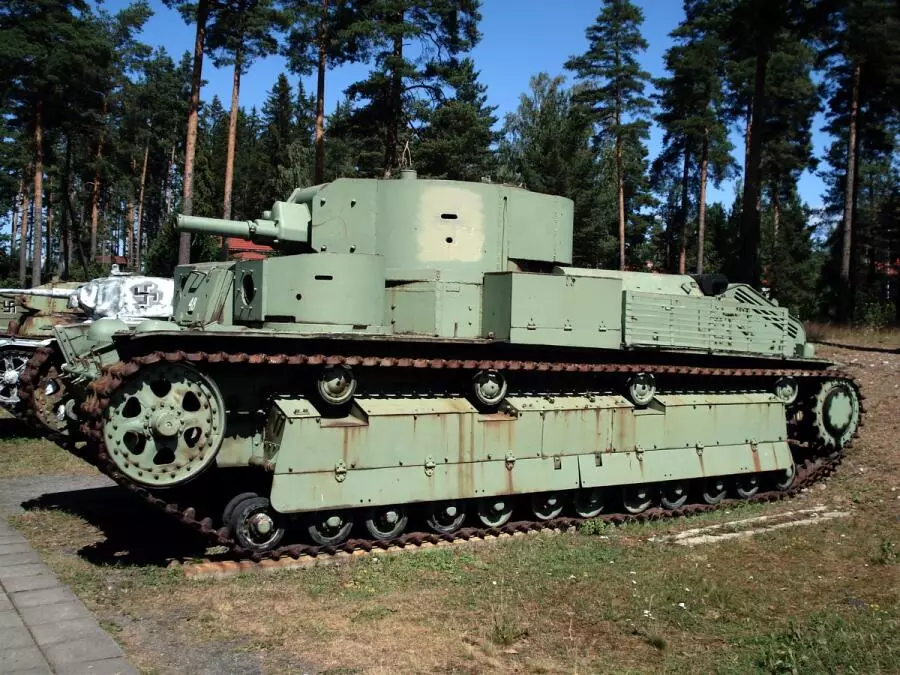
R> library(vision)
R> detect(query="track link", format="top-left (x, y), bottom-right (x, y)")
top-left (19, 347), bottom-right (864, 563)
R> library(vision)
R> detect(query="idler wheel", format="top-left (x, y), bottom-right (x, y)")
top-left (476, 497), bottom-right (514, 528)
top-left (622, 485), bottom-right (653, 514)
top-left (701, 477), bottom-right (728, 505)
top-left (307, 511), bottom-right (353, 546)
top-left (317, 365), bottom-right (357, 406)
top-left (231, 495), bottom-right (285, 553)
top-left (102, 362), bottom-right (226, 488)
top-left (813, 380), bottom-right (861, 451)
top-left (425, 501), bottom-right (466, 534)
top-left (660, 481), bottom-right (689, 509)
top-left (531, 492), bottom-right (565, 520)
top-left (472, 370), bottom-right (507, 408)
top-left (364, 505), bottom-right (408, 540)
top-left (573, 488), bottom-right (606, 518)
top-left (626, 373), bottom-right (656, 407)
top-left (734, 474), bottom-right (760, 499)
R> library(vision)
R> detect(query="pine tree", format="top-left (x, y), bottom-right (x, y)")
top-left (565, 0), bottom-right (653, 271)
top-left (0, 0), bottom-right (113, 285)
top-left (498, 74), bottom-right (608, 267)
top-left (285, 0), bottom-right (368, 183)
top-left (416, 59), bottom-right (497, 181)
top-left (162, 0), bottom-right (216, 264)
top-left (205, 0), bottom-right (284, 221)
top-left (652, 0), bottom-right (734, 274)
top-left (345, 0), bottom-right (481, 178)
top-left (817, 0), bottom-right (900, 322)
top-left (758, 36), bottom-right (818, 278)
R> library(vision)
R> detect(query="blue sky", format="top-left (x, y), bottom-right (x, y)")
top-left (102, 0), bottom-right (831, 209)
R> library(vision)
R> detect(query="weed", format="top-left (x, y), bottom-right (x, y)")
top-left (578, 517), bottom-right (611, 536)
top-left (873, 538), bottom-right (896, 565)
top-left (489, 608), bottom-right (527, 647)
top-left (642, 632), bottom-right (667, 652)
top-left (487, 578), bottom-right (528, 647)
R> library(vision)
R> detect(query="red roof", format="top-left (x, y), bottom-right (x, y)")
top-left (225, 237), bottom-right (272, 261)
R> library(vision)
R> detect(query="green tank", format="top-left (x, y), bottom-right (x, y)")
top-left (23, 171), bottom-right (862, 554)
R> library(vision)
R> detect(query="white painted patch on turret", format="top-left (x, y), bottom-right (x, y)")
top-left (416, 186), bottom-right (485, 263)
top-left (74, 276), bottom-right (174, 323)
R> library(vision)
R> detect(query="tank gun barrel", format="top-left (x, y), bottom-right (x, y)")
top-left (177, 215), bottom-right (263, 238)
top-left (177, 200), bottom-right (312, 252)
top-left (0, 287), bottom-right (77, 299)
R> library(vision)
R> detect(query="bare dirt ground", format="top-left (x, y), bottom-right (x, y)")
top-left (2, 343), bottom-right (898, 674)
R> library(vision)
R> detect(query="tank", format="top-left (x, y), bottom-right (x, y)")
top-left (6, 269), bottom-right (173, 435)
top-left (1, 281), bottom-right (85, 410)
top-left (21, 173), bottom-right (862, 555)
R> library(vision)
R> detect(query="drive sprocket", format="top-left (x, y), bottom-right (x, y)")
top-left (102, 362), bottom-right (226, 488)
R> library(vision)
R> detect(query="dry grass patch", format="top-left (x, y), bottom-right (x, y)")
top-left (806, 322), bottom-right (900, 350)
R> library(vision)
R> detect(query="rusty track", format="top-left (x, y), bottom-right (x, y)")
top-left (18, 346), bottom-right (863, 564)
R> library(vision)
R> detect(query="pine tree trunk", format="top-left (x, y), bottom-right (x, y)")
top-left (136, 143), bottom-right (149, 270)
top-left (314, 0), bottom-right (328, 184)
top-left (126, 199), bottom-right (135, 268)
top-left (678, 146), bottom-right (690, 275)
top-left (839, 61), bottom-right (860, 323)
top-left (63, 136), bottom-right (88, 276)
top-left (32, 97), bottom-right (44, 287)
top-left (616, 137), bottom-right (625, 271)
top-left (383, 12), bottom-right (404, 179)
top-left (59, 151), bottom-right (70, 280)
top-left (179, 0), bottom-right (210, 265)
top-left (697, 130), bottom-right (709, 274)
top-left (165, 145), bottom-right (176, 218)
top-left (45, 184), bottom-right (52, 272)
top-left (89, 96), bottom-right (107, 261)
top-left (18, 185), bottom-right (29, 287)
top-left (739, 50), bottom-right (767, 288)
top-left (89, 158), bottom-right (101, 261)
top-left (223, 48), bottom-right (242, 221)
top-left (12, 176), bottom-right (23, 258)
top-left (772, 189), bottom-right (780, 240)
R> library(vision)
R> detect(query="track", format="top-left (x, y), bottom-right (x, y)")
top-left (18, 346), bottom-right (863, 563)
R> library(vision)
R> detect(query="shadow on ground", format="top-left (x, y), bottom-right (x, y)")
top-left (0, 416), bottom-right (40, 438)
top-left (22, 486), bottom-right (211, 566)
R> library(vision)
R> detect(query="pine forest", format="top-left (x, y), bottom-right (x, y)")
top-left (1, 0), bottom-right (898, 326)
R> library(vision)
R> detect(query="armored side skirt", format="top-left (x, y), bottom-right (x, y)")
top-left (264, 393), bottom-right (791, 514)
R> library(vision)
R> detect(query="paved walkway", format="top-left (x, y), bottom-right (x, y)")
top-left (0, 477), bottom-right (137, 675)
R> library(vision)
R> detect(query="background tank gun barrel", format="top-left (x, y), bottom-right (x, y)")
top-left (0, 287), bottom-right (77, 299)
top-left (177, 198), bottom-right (312, 252)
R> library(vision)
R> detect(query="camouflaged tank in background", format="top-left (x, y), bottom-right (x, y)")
top-left (3, 269), bottom-right (173, 434)
top-left (22, 170), bottom-right (862, 555)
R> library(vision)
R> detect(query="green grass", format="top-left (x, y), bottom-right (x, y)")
top-left (0, 433), bottom-right (97, 478)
